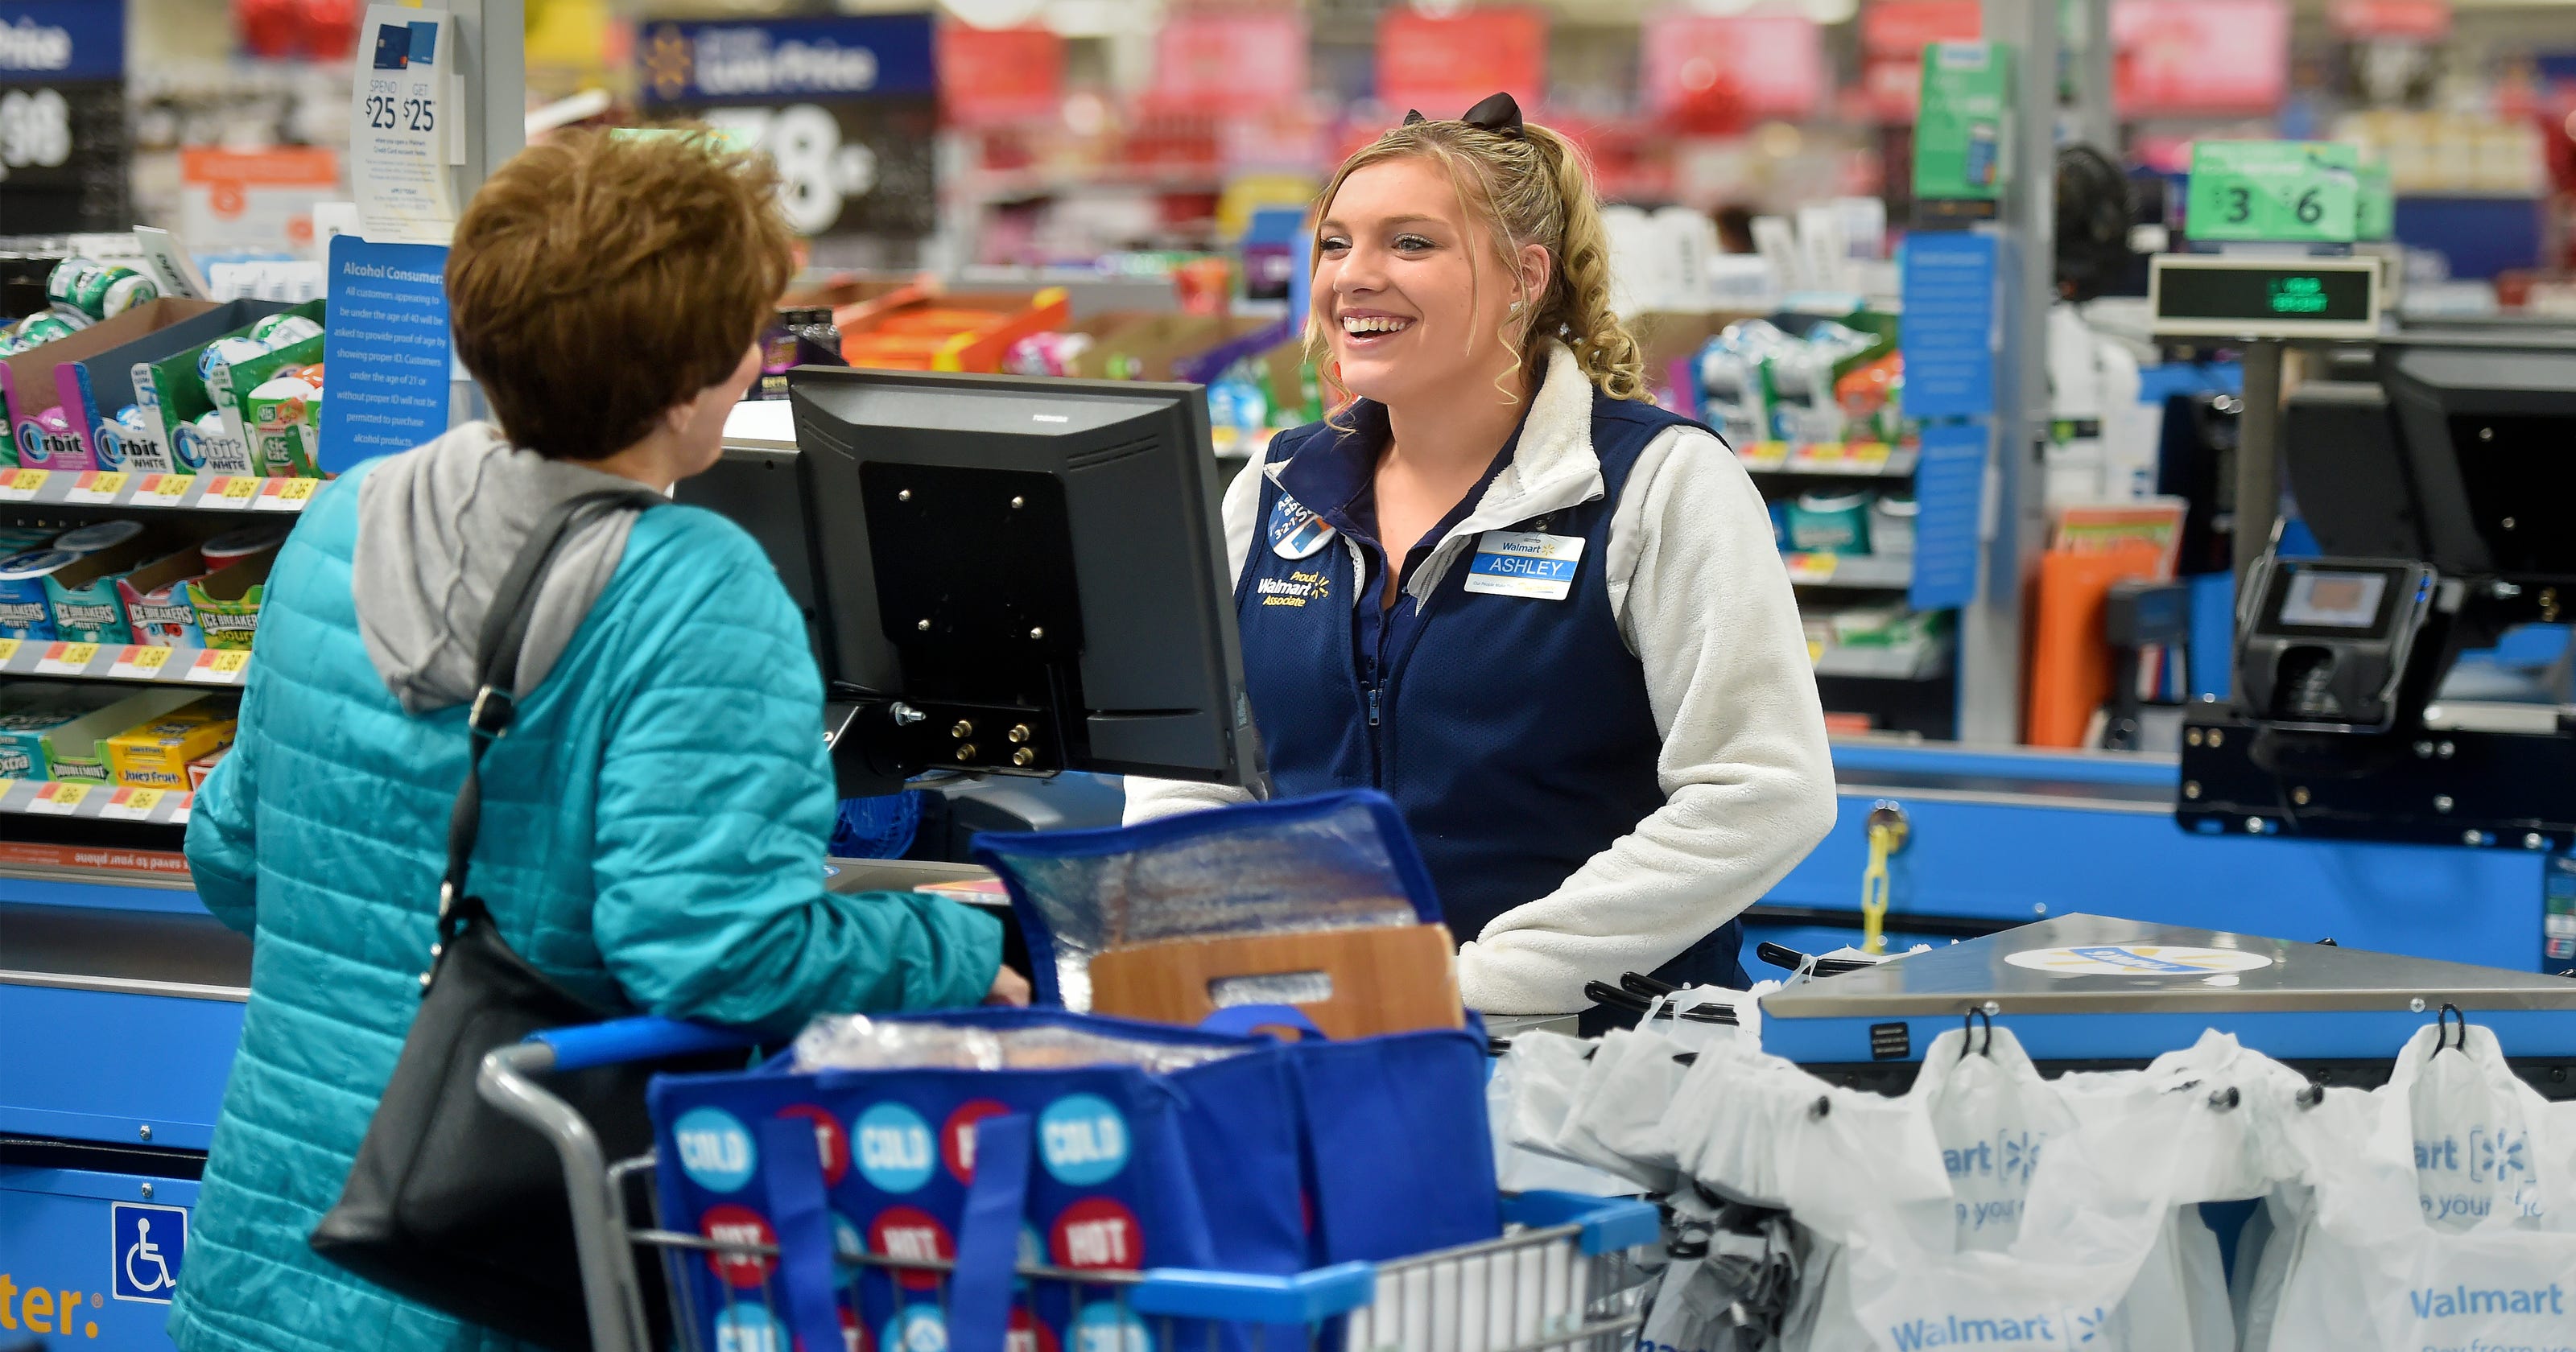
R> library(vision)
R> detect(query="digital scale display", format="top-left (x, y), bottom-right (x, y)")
top-left (2150, 256), bottom-right (2382, 340)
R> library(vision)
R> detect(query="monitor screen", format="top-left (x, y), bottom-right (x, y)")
top-left (2278, 569), bottom-right (2387, 629)
top-left (788, 366), bottom-right (1257, 787)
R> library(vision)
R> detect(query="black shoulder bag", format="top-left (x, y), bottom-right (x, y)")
top-left (311, 488), bottom-right (715, 1352)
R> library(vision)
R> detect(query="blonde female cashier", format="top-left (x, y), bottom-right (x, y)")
top-left (1125, 95), bottom-right (1836, 1015)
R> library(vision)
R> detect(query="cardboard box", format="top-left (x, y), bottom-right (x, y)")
top-left (59, 298), bottom-right (293, 472)
top-left (188, 744), bottom-right (229, 791)
top-left (106, 698), bottom-right (237, 789)
top-left (0, 684), bottom-right (199, 781)
top-left (137, 300), bottom-right (315, 474)
top-left (187, 546), bottom-right (274, 650)
top-left (44, 528), bottom-right (177, 645)
top-left (2, 298), bottom-right (224, 468)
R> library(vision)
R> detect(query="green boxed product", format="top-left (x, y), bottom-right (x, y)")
top-left (1913, 41), bottom-right (2013, 204)
top-left (187, 547), bottom-right (273, 650)
top-left (143, 299), bottom-right (323, 475)
top-left (0, 682), bottom-right (197, 781)
top-left (2186, 142), bottom-right (2361, 245)
top-left (44, 532), bottom-right (176, 645)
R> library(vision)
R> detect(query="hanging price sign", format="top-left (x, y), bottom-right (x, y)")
top-left (0, 1), bottom-right (130, 231)
top-left (2186, 141), bottom-right (2361, 244)
top-left (637, 15), bottom-right (935, 238)
top-left (351, 4), bottom-right (457, 241)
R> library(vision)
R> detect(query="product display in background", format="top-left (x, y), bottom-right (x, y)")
top-left (0, 1), bottom-right (131, 233)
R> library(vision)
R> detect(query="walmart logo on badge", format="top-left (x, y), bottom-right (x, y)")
top-left (1463, 530), bottom-right (1585, 600)
top-left (1039, 1094), bottom-right (1129, 1185)
top-left (857, 1103), bottom-right (936, 1193)
top-left (675, 1107), bottom-right (758, 1193)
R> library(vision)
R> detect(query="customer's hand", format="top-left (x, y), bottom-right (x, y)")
top-left (985, 965), bottom-right (1032, 1007)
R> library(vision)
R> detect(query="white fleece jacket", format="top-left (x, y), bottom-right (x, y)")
top-left (1125, 343), bottom-right (1837, 1014)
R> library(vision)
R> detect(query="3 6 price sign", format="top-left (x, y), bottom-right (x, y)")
top-left (0, 1), bottom-right (129, 231)
top-left (2186, 141), bottom-right (2361, 245)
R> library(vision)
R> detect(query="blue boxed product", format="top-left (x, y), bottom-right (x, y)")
top-left (0, 550), bottom-right (78, 640)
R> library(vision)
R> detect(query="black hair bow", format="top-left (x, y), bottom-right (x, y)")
top-left (1402, 91), bottom-right (1525, 138)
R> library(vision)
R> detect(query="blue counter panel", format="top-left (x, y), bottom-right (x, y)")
top-left (0, 876), bottom-right (204, 916)
top-left (0, 1166), bottom-right (199, 1352)
top-left (0, 986), bottom-right (242, 1151)
top-left (1770, 747), bottom-right (2544, 971)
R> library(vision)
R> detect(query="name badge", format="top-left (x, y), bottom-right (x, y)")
top-left (1269, 493), bottom-right (1338, 559)
top-left (1463, 530), bottom-right (1585, 600)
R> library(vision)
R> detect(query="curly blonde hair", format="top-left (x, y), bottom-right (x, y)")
top-left (1305, 113), bottom-right (1646, 406)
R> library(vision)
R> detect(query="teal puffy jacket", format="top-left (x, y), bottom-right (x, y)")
top-left (169, 461), bottom-right (1003, 1352)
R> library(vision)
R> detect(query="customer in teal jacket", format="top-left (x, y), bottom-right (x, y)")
top-left (170, 131), bottom-right (1017, 1352)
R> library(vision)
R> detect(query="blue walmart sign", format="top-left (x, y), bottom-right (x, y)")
top-left (0, 1), bottom-right (125, 83)
top-left (638, 14), bottom-right (933, 104)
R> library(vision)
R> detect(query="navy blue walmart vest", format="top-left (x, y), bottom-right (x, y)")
top-left (1236, 398), bottom-right (1750, 995)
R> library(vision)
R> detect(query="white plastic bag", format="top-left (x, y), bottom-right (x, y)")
top-left (1485, 1031), bottom-right (1634, 1195)
top-left (2266, 1022), bottom-right (2576, 1352)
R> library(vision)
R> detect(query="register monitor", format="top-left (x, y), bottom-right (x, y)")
top-left (2182, 332), bottom-right (2576, 847)
top-left (782, 366), bottom-right (1263, 798)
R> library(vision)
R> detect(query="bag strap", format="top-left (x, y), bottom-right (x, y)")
top-left (949, 1113), bottom-right (1037, 1352)
top-left (437, 487), bottom-right (663, 938)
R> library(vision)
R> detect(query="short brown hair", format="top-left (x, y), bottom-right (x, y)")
top-left (446, 128), bottom-right (796, 460)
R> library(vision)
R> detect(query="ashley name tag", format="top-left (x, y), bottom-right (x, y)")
top-left (1463, 530), bottom-right (1585, 600)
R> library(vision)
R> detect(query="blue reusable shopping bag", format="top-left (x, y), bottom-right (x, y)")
top-left (646, 1008), bottom-right (1308, 1352)
top-left (973, 789), bottom-right (1505, 1267)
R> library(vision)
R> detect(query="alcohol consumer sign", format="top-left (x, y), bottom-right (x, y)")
top-left (638, 14), bottom-right (936, 237)
top-left (0, 0), bottom-right (129, 231)
top-left (2186, 141), bottom-right (2362, 244)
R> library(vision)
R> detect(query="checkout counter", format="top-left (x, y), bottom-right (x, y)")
top-left (13, 332), bottom-right (2576, 1349)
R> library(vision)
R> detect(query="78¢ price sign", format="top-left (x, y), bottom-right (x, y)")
top-left (674, 98), bottom-right (935, 238)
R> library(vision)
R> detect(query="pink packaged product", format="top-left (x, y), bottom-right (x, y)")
top-left (10, 405), bottom-right (98, 472)
top-left (117, 548), bottom-right (212, 647)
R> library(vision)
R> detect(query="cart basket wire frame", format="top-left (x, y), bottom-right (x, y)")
top-left (477, 1019), bottom-right (1661, 1352)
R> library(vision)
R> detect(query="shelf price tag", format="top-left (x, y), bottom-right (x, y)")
top-left (171, 793), bottom-right (194, 825)
top-left (65, 472), bottom-right (128, 505)
top-left (200, 476), bottom-right (258, 509)
top-left (1844, 442), bottom-right (1893, 472)
top-left (101, 787), bottom-right (164, 821)
top-left (109, 645), bottom-right (177, 680)
top-left (188, 649), bottom-right (252, 683)
top-left (1786, 552), bottom-right (1842, 584)
top-left (135, 473), bottom-right (195, 507)
top-left (0, 639), bottom-right (22, 669)
top-left (2186, 142), bottom-right (2361, 244)
top-left (257, 477), bottom-right (320, 511)
top-left (27, 781), bottom-right (93, 814)
top-left (0, 469), bottom-right (48, 502)
top-left (1738, 441), bottom-right (1791, 472)
top-left (35, 642), bottom-right (100, 676)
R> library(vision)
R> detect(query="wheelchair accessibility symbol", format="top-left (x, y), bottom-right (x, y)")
top-left (111, 1202), bottom-right (188, 1304)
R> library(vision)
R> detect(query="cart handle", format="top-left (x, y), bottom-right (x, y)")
top-left (1126, 1261), bottom-right (1375, 1323)
top-left (1502, 1191), bottom-right (1662, 1255)
top-left (526, 1016), bottom-right (762, 1073)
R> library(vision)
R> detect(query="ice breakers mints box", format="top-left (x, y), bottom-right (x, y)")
top-left (0, 550), bottom-right (80, 640)
top-left (117, 547), bottom-right (211, 647)
top-left (187, 546), bottom-right (273, 650)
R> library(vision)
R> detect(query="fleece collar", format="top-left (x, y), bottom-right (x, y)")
top-left (1270, 342), bottom-right (1605, 603)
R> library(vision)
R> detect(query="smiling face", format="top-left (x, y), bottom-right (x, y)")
top-left (1312, 155), bottom-right (1550, 412)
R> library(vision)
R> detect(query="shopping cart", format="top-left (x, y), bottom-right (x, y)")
top-left (478, 1018), bottom-right (1662, 1352)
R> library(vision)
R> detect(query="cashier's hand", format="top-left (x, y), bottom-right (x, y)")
top-left (985, 965), bottom-right (1032, 1007)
